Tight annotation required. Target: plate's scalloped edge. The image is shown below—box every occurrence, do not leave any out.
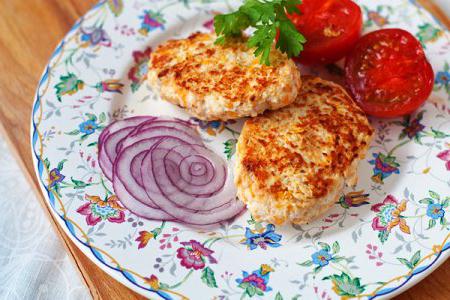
[29,1,450,299]
[410,0,450,30]
[369,237,450,299]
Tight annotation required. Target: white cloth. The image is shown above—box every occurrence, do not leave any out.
[0,136,90,300]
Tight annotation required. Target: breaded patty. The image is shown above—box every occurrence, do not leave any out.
[148,32,301,121]
[235,76,374,225]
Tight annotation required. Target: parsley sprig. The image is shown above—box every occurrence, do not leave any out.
[214,0,306,65]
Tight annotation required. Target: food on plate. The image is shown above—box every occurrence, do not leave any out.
[345,28,434,118]
[98,116,154,180]
[287,0,363,65]
[214,0,306,65]
[234,76,374,225]
[148,32,302,121]
[98,116,245,225]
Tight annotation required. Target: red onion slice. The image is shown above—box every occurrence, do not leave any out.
[119,126,203,151]
[99,128,132,180]
[113,177,174,220]
[133,117,195,134]
[167,150,216,188]
[98,117,152,180]
[100,116,199,179]
[141,137,236,213]
[130,152,146,186]
[165,145,227,196]
[142,150,245,224]
[114,138,163,208]
[105,128,134,161]
[117,121,202,153]
[148,141,235,209]
[99,116,154,150]
[98,116,245,225]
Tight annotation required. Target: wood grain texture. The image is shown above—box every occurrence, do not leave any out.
[0,1,447,300]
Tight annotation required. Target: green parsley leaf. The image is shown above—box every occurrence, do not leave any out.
[277,18,306,58]
[214,0,306,65]
[283,0,302,14]
[240,0,276,24]
[214,12,250,43]
[248,24,277,65]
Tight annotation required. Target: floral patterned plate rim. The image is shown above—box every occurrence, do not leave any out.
[31,1,450,299]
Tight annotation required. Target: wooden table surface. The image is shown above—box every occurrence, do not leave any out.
[0,1,448,299]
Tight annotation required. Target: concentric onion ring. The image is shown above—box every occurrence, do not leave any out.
[146,138,234,210]
[116,118,200,153]
[98,116,245,226]
[141,138,244,225]
[98,116,153,180]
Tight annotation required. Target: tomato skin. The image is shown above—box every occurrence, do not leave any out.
[288,0,363,65]
[345,29,434,118]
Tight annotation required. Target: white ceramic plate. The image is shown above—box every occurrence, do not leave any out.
[31,0,450,299]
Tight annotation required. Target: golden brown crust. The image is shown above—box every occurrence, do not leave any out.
[235,76,374,225]
[148,32,301,121]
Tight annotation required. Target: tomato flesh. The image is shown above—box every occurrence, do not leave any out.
[345,29,434,118]
[288,0,363,65]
